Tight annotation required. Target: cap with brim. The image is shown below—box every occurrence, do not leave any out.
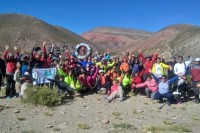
[24,72,30,76]
[195,58,200,62]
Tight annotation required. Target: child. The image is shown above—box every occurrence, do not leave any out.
[105,79,124,103]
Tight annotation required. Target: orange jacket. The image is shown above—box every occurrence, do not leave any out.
[120,62,130,73]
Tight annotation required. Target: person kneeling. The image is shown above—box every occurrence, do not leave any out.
[150,70,178,106]
[105,79,124,103]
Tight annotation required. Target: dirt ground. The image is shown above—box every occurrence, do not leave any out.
[0,90,200,133]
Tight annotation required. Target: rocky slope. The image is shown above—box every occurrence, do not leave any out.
[82,25,200,58]
[0,14,96,52]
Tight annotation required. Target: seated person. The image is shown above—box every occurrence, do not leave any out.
[105,79,124,103]
[150,69,178,106]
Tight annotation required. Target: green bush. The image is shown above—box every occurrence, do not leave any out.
[22,86,64,107]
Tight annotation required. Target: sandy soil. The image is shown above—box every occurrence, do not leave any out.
[0,92,200,133]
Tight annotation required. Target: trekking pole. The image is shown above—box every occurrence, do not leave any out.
[158,102,167,109]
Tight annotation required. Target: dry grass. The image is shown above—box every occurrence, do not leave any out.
[16,116,26,121]
[145,125,191,133]
[77,123,90,129]
[112,112,121,116]
[44,111,53,117]
[113,123,134,130]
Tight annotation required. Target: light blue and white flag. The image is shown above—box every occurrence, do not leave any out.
[32,68,56,85]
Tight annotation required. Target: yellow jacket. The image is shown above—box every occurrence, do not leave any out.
[152,63,169,77]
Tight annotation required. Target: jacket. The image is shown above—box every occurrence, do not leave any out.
[136,79,158,92]
[152,63,169,77]
[3,51,19,75]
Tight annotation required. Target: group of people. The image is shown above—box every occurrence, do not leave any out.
[0,42,200,106]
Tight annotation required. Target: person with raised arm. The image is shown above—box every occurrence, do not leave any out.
[138,48,159,81]
[149,69,179,106]
[3,45,19,99]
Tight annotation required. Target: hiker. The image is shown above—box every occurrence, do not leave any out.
[131,70,144,95]
[106,65,118,84]
[3,45,19,99]
[163,56,177,79]
[120,57,130,73]
[20,71,33,97]
[86,65,99,90]
[105,79,124,103]
[96,69,111,93]
[150,69,179,106]
[14,62,21,94]
[46,75,75,95]
[96,58,115,73]
[134,74,158,98]
[190,58,200,104]
[152,57,171,78]
[131,57,143,75]
[174,55,193,77]
[138,49,159,81]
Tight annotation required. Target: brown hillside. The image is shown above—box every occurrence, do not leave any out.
[82,25,200,58]
[0,14,97,52]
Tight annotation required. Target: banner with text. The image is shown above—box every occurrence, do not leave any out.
[32,68,57,85]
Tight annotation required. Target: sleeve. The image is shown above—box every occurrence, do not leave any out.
[138,52,146,64]
[3,50,8,61]
[168,76,178,85]
[57,68,68,77]
[173,64,178,75]
[161,63,169,69]
[65,51,71,59]
[151,72,160,83]
[107,60,115,67]
[136,82,147,88]
[184,56,193,68]
[151,53,158,63]
[92,66,99,79]
[152,64,156,74]
[42,45,46,54]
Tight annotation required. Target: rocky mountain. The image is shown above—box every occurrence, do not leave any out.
[82,25,200,58]
[81,27,153,53]
[0,14,97,53]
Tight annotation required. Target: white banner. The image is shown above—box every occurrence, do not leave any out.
[32,68,57,85]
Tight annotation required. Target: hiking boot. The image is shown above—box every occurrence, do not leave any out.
[166,101,171,106]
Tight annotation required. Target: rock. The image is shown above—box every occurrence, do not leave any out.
[46,124,53,128]
[101,118,109,124]
[137,110,144,113]
[63,123,68,125]
[14,110,20,113]
[147,131,152,133]
[95,111,101,114]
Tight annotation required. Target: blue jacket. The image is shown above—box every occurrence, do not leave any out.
[151,73,178,94]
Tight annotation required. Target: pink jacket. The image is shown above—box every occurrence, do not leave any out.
[136,79,158,92]
[87,66,99,87]
[111,85,119,93]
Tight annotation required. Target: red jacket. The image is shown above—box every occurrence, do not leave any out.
[3,51,19,75]
[139,52,158,74]
[131,76,142,85]
[191,65,200,82]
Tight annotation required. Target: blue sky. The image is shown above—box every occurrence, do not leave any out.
[0,0,200,34]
